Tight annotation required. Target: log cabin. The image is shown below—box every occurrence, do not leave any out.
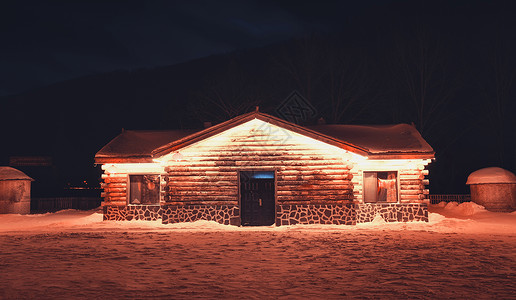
[95,110,434,225]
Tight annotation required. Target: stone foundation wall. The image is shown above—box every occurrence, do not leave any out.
[355,203,428,223]
[276,204,356,225]
[161,205,240,226]
[103,205,162,221]
[103,203,428,224]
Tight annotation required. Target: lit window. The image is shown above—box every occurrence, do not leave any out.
[129,175,160,205]
[363,171,397,203]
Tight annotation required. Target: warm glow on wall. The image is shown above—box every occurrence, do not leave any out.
[102,163,164,174]
[358,159,430,171]
[159,118,355,162]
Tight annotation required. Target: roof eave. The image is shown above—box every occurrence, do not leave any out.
[94,156,154,164]
[367,152,435,160]
[151,111,370,157]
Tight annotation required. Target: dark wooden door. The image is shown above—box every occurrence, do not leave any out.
[240,172,275,226]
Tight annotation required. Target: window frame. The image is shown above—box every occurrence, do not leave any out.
[127,174,161,206]
[363,171,399,204]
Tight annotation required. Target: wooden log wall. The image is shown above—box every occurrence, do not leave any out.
[99,120,431,208]
[399,168,430,203]
[164,120,354,206]
[100,173,128,206]
[351,161,430,204]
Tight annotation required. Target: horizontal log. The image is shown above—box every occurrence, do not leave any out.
[399,198,426,203]
[168,177,237,182]
[399,194,420,200]
[277,188,354,194]
[101,182,126,188]
[276,190,352,196]
[171,155,346,167]
[399,179,422,185]
[277,194,354,201]
[170,187,237,193]
[101,173,127,179]
[167,164,348,173]
[103,177,127,183]
[174,156,346,164]
[167,175,236,181]
[277,180,352,186]
[276,177,351,183]
[400,194,427,200]
[178,155,345,164]
[279,175,351,181]
[398,170,423,175]
[104,194,128,199]
[399,190,421,195]
[168,186,236,191]
[277,185,354,191]
[172,190,238,196]
[166,177,238,187]
[421,170,429,175]
[169,169,348,177]
[278,200,354,205]
[165,201,238,206]
[278,175,350,182]
[169,195,237,201]
[182,145,344,153]
[166,166,246,173]
[103,194,126,199]
[104,187,126,193]
[167,171,237,177]
[399,184,424,190]
[104,201,127,206]
[398,174,425,180]
[237,161,348,168]
[106,192,127,198]
[421,179,429,185]
[278,169,349,175]
[423,189,429,195]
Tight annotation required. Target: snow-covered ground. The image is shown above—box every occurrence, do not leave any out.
[0,202,515,299]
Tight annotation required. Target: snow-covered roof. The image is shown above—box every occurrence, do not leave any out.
[96,129,198,160]
[306,124,433,154]
[0,167,33,181]
[466,167,516,184]
[95,112,434,163]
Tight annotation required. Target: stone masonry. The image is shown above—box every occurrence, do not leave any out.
[161,205,240,226]
[276,204,357,225]
[355,203,428,223]
[103,203,428,224]
[103,205,162,221]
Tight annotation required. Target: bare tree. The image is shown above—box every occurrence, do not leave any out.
[271,35,377,124]
[320,42,377,124]
[270,34,326,105]
[190,59,263,123]
[479,26,516,166]
[387,25,457,136]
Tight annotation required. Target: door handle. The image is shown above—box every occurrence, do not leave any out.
[259,198,262,206]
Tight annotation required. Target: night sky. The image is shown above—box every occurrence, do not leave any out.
[0,0,379,96]
[2,0,516,196]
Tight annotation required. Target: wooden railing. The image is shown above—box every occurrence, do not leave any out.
[31,197,102,213]
[428,194,471,204]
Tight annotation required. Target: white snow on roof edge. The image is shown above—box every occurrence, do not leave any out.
[466,167,516,184]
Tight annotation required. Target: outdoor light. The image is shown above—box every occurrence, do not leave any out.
[171,152,184,162]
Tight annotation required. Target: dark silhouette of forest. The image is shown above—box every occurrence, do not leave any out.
[1,0,515,196]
